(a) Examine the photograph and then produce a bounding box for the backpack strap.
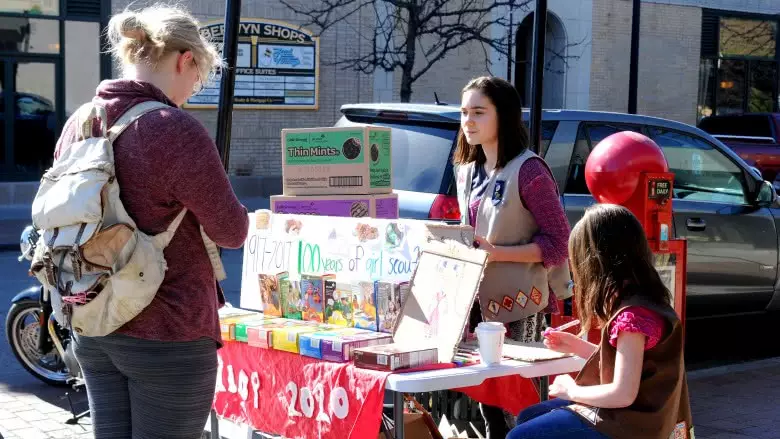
[108,101,170,144]
[153,208,189,249]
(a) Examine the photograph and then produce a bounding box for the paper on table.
[501,340,572,362]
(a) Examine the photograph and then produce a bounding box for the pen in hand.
[543,319,580,338]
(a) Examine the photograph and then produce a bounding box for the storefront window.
[0,17,59,54]
[698,14,780,120]
[1,0,59,16]
[749,61,776,113]
[719,18,776,59]
[717,59,746,115]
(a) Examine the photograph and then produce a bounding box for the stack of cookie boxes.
[271,126,399,219]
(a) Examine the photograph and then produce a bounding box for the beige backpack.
[29,101,225,337]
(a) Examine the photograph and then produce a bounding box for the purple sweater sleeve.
[518,158,570,268]
[162,112,249,249]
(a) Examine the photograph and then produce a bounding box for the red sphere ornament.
[584,131,668,205]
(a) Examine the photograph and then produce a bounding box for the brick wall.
[590,0,702,125]
[111,0,375,178]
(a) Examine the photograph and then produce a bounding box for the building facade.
[1,0,779,185]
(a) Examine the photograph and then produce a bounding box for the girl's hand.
[543,330,582,355]
[473,236,497,260]
[549,374,577,400]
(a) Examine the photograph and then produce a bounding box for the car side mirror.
[754,180,776,207]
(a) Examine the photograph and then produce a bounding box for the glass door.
[1,57,59,181]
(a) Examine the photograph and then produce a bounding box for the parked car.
[335,104,780,320]
[0,91,58,176]
[698,113,780,189]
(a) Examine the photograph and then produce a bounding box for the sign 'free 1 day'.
[185,18,319,110]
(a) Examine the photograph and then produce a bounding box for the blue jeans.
[507,398,609,439]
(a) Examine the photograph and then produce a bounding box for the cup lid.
[476,322,505,331]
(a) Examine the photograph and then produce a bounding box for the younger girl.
[507,204,693,439]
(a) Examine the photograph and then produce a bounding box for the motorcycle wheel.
[5,299,70,387]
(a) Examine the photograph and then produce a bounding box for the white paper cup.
[475,322,505,366]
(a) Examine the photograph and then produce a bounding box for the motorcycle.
[6,225,82,388]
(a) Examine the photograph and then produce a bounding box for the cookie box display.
[272,322,333,354]
[324,280,356,327]
[376,281,410,334]
[245,319,298,349]
[352,344,438,372]
[320,330,394,363]
[234,315,280,343]
[298,327,368,359]
[281,126,392,195]
[279,273,304,320]
[270,193,399,219]
[259,273,283,317]
[352,280,378,331]
[219,310,263,341]
[299,273,335,323]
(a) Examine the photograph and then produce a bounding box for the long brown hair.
[452,76,530,169]
[569,204,671,334]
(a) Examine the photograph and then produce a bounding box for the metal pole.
[506,0,514,81]
[628,0,640,114]
[215,0,242,171]
[529,0,547,155]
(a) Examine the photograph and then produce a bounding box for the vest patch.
[530,287,543,305]
[502,295,514,311]
[487,300,500,316]
[491,180,506,205]
[516,290,529,308]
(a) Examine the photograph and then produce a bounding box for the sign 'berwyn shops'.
[186,19,319,110]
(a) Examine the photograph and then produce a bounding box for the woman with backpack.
[52,4,249,438]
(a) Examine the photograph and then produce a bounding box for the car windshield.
[335,118,458,193]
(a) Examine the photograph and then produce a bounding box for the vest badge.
[492,180,506,205]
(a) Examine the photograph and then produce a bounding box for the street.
[0,249,779,438]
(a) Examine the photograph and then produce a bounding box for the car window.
[648,128,747,204]
[16,96,53,116]
[335,118,457,194]
[698,115,773,138]
[521,120,559,157]
[564,123,643,194]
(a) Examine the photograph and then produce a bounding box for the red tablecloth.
[215,341,540,439]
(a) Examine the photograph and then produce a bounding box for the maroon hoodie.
[55,79,249,345]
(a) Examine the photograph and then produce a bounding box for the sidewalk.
[1,357,779,439]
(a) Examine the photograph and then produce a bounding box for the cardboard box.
[271,193,399,219]
[259,273,283,317]
[352,281,378,331]
[320,330,393,363]
[246,319,297,349]
[325,280,356,327]
[272,322,332,354]
[298,327,368,359]
[234,315,279,343]
[281,126,392,195]
[219,310,263,341]
[280,274,304,320]
[353,343,438,371]
[299,273,334,323]
[376,281,410,334]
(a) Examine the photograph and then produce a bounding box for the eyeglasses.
[180,49,204,95]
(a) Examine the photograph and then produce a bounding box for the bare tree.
[281,0,584,102]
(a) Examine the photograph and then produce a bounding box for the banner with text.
[214,341,389,439]
[240,212,473,311]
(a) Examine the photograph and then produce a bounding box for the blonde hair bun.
[107,4,222,79]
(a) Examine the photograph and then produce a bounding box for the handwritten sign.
[240,212,473,311]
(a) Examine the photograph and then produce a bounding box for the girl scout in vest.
[454,76,573,438]
[508,204,693,439]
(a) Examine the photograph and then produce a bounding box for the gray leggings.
[72,332,218,439]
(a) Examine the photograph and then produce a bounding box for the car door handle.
[686,218,706,231]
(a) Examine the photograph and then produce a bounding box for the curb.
[687,356,780,380]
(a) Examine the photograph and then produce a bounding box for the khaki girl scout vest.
[567,295,694,439]
[456,149,572,323]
